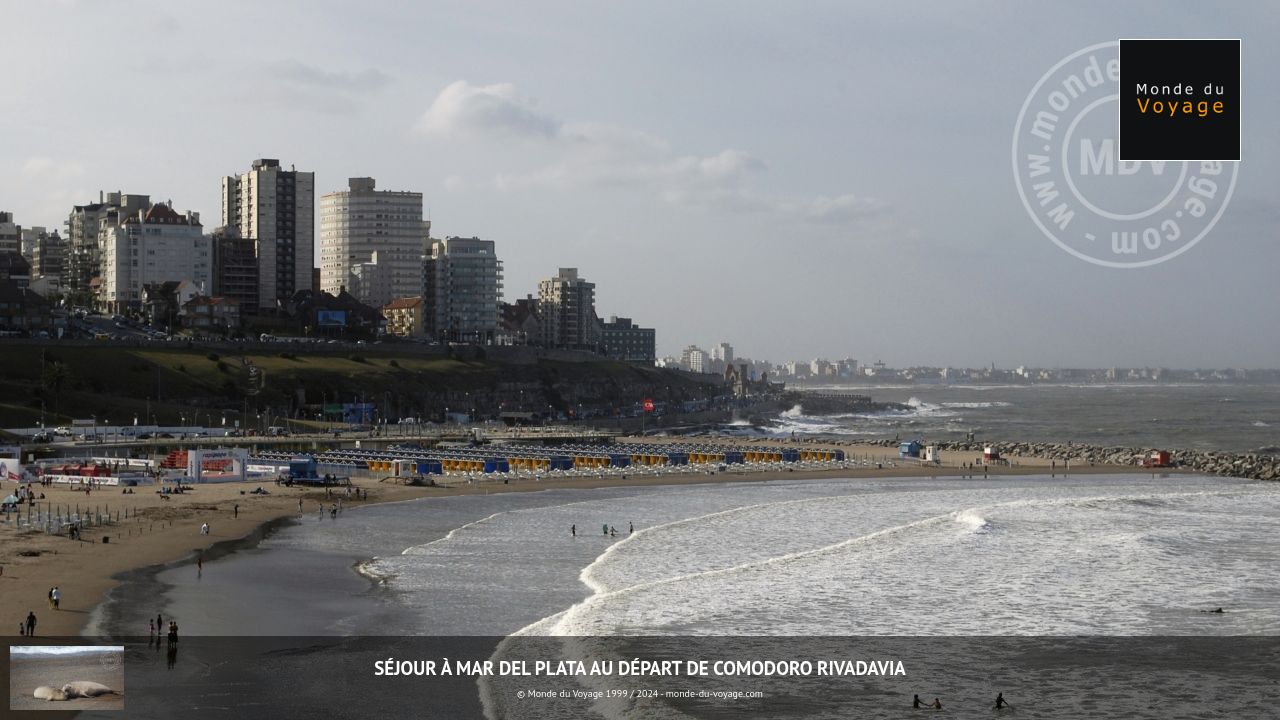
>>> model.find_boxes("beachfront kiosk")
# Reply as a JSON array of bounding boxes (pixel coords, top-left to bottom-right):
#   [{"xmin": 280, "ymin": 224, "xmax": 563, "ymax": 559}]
[
  {"xmin": 186, "ymin": 448, "xmax": 249, "ymax": 483},
  {"xmin": 899, "ymin": 440, "xmax": 922, "ymax": 459}
]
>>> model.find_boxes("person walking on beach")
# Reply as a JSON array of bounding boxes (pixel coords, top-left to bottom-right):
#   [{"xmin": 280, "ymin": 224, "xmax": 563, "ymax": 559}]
[
  {"xmin": 51, "ymin": 586, "xmax": 60, "ymax": 610},
  {"xmin": 200, "ymin": 522, "xmax": 209, "ymax": 535},
  {"xmin": 298, "ymin": 499, "xmax": 303, "ymax": 513},
  {"xmin": 47, "ymin": 587, "xmax": 54, "ymax": 609},
  {"xmin": 234, "ymin": 504, "xmax": 239, "ymax": 518},
  {"xmin": 25, "ymin": 611, "xmax": 36, "ymax": 637}
]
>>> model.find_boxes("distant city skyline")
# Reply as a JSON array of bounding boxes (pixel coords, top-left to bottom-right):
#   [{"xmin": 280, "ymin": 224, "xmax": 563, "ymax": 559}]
[{"xmin": 3, "ymin": 1, "xmax": 1277, "ymax": 366}]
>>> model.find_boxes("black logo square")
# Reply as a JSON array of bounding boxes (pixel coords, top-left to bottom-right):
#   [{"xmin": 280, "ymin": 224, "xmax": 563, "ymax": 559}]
[{"xmin": 1119, "ymin": 39, "xmax": 1240, "ymax": 161}]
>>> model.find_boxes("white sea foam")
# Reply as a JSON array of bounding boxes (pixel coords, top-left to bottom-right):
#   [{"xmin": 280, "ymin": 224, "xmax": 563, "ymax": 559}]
[{"xmin": 10, "ymin": 645, "xmax": 123, "ymax": 657}]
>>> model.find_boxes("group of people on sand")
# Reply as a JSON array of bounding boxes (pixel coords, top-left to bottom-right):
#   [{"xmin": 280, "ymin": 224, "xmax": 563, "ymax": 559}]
[{"xmin": 913, "ymin": 692, "xmax": 1011, "ymax": 711}]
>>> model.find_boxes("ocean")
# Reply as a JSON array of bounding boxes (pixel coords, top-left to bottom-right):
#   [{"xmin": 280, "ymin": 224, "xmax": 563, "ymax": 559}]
[
  {"xmin": 101, "ymin": 473, "xmax": 1280, "ymax": 638},
  {"xmin": 757, "ymin": 383, "xmax": 1280, "ymax": 452}
]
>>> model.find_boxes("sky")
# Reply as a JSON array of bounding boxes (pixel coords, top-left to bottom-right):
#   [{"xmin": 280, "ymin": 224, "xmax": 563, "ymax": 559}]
[{"xmin": 2, "ymin": 1, "xmax": 1277, "ymax": 368}]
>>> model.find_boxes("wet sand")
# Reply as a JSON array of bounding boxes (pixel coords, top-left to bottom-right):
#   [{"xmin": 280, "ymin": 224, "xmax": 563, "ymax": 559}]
[{"xmin": 8, "ymin": 652, "xmax": 124, "ymax": 711}]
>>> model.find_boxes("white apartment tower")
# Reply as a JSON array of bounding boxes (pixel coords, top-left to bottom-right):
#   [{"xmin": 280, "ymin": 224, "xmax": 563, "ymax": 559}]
[
  {"xmin": 99, "ymin": 203, "xmax": 211, "ymax": 313},
  {"xmin": 319, "ymin": 177, "xmax": 427, "ymax": 309},
  {"xmin": 221, "ymin": 159, "xmax": 314, "ymax": 311},
  {"xmin": 423, "ymin": 236, "xmax": 503, "ymax": 343},
  {"xmin": 711, "ymin": 342, "xmax": 734, "ymax": 363}
]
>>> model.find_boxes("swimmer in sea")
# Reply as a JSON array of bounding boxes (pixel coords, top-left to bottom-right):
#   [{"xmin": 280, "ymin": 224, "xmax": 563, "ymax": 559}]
[{"xmin": 929, "ymin": 698, "xmax": 942, "ymax": 709}]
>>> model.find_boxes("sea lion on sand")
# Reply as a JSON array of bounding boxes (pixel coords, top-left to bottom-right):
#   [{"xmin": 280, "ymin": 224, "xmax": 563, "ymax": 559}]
[
  {"xmin": 33, "ymin": 686, "xmax": 69, "ymax": 701},
  {"xmin": 60, "ymin": 681, "xmax": 120, "ymax": 698}
]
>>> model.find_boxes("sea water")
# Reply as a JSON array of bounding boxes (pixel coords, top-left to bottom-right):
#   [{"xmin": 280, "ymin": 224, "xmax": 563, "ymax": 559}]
[{"xmin": 357, "ymin": 473, "xmax": 1280, "ymax": 637}]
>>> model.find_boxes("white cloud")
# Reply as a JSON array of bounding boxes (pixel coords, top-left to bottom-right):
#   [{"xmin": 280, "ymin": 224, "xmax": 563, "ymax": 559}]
[
  {"xmin": 417, "ymin": 80, "xmax": 560, "ymax": 139},
  {"xmin": 420, "ymin": 79, "xmax": 888, "ymax": 228}
]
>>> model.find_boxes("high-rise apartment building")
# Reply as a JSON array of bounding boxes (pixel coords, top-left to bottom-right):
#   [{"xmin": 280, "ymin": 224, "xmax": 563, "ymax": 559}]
[
  {"xmin": 24, "ymin": 227, "xmax": 65, "ymax": 282},
  {"xmin": 423, "ymin": 236, "xmax": 502, "ymax": 343},
  {"xmin": 221, "ymin": 159, "xmax": 314, "ymax": 312},
  {"xmin": 319, "ymin": 177, "xmax": 426, "ymax": 309},
  {"xmin": 711, "ymin": 342, "xmax": 734, "ymax": 364},
  {"xmin": 0, "ymin": 212, "xmax": 20, "ymax": 254},
  {"xmin": 537, "ymin": 267, "xmax": 598, "ymax": 350},
  {"xmin": 210, "ymin": 226, "xmax": 260, "ymax": 311},
  {"xmin": 66, "ymin": 192, "xmax": 152, "ymax": 297},
  {"xmin": 99, "ymin": 203, "xmax": 211, "ymax": 313}
]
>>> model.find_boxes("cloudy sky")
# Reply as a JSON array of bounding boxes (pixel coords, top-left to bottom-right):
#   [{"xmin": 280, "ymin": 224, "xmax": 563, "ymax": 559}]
[{"xmin": 3, "ymin": 1, "xmax": 1277, "ymax": 367}]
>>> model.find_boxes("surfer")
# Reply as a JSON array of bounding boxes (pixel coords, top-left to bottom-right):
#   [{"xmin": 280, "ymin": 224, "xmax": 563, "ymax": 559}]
[{"xmin": 1201, "ymin": 607, "xmax": 1224, "ymax": 613}]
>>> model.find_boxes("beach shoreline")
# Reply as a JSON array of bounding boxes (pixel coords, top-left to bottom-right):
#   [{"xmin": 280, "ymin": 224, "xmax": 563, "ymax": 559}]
[{"xmin": 1, "ymin": 437, "xmax": 1188, "ymax": 639}]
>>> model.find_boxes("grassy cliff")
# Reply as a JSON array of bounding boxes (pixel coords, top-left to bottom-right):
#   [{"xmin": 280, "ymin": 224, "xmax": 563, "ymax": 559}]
[{"xmin": 0, "ymin": 343, "xmax": 720, "ymax": 428}]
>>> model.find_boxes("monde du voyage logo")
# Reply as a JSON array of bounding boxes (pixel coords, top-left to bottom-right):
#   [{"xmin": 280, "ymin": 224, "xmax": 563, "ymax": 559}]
[{"xmin": 1012, "ymin": 40, "xmax": 1240, "ymax": 268}]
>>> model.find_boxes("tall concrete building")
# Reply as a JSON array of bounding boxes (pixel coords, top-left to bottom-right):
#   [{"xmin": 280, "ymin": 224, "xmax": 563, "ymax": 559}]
[
  {"xmin": 24, "ymin": 227, "xmax": 66, "ymax": 284},
  {"xmin": 210, "ymin": 226, "xmax": 260, "ymax": 311},
  {"xmin": 423, "ymin": 236, "xmax": 503, "ymax": 343},
  {"xmin": 711, "ymin": 342, "xmax": 734, "ymax": 364},
  {"xmin": 66, "ymin": 192, "xmax": 152, "ymax": 298},
  {"xmin": 537, "ymin": 267, "xmax": 598, "ymax": 350},
  {"xmin": 221, "ymin": 159, "xmax": 314, "ymax": 312},
  {"xmin": 0, "ymin": 212, "xmax": 20, "ymax": 254},
  {"xmin": 99, "ymin": 203, "xmax": 211, "ymax": 313},
  {"xmin": 319, "ymin": 177, "xmax": 426, "ymax": 309}
]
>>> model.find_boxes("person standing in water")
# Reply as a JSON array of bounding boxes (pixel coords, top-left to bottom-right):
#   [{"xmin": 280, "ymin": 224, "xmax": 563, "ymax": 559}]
[
  {"xmin": 995, "ymin": 692, "xmax": 1010, "ymax": 710},
  {"xmin": 913, "ymin": 694, "xmax": 924, "ymax": 708},
  {"xmin": 929, "ymin": 698, "xmax": 942, "ymax": 709},
  {"xmin": 571, "ymin": 524, "xmax": 576, "ymax": 538},
  {"xmin": 602, "ymin": 523, "xmax": 608, "ymax": 536},
  {"xmin": 629, "ymin": 521, "xmax": 634, "ymax": 534}
]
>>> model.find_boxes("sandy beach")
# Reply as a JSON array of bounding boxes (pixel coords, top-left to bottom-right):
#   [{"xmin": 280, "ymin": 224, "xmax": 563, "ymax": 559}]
[
  {"xmin": 8, "ymin": 651, "xmax": 125, "ymax": 711},
  {"xmin": 0, "ymin": 437, "xmax": 1169, "ymax": 638}
]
